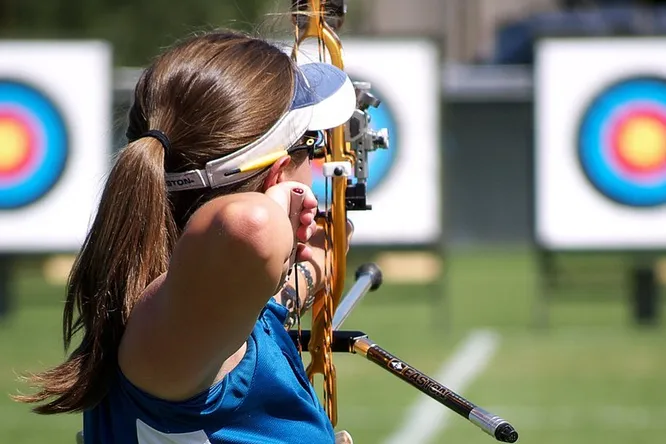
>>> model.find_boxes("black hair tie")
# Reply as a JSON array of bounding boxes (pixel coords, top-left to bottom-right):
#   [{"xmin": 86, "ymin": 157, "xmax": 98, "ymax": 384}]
[{"xmin": 137, "ymin": 129, "xmax": 171, "ymax": 152}]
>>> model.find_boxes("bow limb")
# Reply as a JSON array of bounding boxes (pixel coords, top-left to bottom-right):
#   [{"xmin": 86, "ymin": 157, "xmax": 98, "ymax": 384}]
[{"xmin": 291, "ymin": 0, "xmax": 352, "ymax": 428}]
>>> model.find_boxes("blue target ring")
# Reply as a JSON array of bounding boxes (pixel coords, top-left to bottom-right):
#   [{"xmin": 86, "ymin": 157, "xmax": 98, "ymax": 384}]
[
  {"xmin": 311, "ymin": 79, "xmax": 398, "ymax": 201},
  {"xmin": 0, "ymin": 80, "xmax": 68, "ymax": 209},
  {"xmin": 578, "ymin": 76, "xmax": 666, "ymax": 208}
]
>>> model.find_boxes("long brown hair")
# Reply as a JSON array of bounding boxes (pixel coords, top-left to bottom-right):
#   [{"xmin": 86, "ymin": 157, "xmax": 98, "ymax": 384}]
[{"xmin": 14, "ymin": 30, "xmax": 297, "ymax": 414}]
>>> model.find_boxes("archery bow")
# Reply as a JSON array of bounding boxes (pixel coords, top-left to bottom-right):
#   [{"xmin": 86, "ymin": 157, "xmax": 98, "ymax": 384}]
[
  {"xmin": 290, "ymin": 0, "xmax": 390, "ymax": 428},
  {"xmin": 290, "ymin": 0, "xmax": 354, "ymax": 428},
  {"xmin": 289, "ymin": 1, "xmax": 519, "ymax": 442}
]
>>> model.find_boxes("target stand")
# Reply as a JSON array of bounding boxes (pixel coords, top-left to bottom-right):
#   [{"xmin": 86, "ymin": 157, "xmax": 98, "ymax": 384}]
[
  {"xmin": 0, "ymin": 41, "xmax": 111, "ymax": 319},
  {"xmin": 0, "ymin": 79, "xmax": 69, "ymax": 320},
  {"xmin": 533, "ymin": 37, "xmax": 666, "ymax": 328}
]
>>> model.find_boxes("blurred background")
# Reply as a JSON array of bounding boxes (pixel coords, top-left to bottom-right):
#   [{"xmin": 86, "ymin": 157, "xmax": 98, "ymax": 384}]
[{"xmin": 2, "ymin": 0, "xmax": 666, "ymax": 443}]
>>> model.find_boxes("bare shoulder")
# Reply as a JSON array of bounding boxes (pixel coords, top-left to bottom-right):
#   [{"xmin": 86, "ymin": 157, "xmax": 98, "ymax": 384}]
[{"xmin": 119, "ymin": 192, "xmax": 293, "ymax": 400}]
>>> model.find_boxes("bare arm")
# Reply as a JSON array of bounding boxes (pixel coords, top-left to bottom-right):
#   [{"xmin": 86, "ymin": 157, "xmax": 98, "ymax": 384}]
[{"xmin": 119, "ymin": 191, "xmax": 297, "ymax": 400}]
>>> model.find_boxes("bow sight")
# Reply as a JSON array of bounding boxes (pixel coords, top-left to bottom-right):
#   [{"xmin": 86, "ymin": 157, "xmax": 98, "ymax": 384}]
[{"xmin": 345, "ymin": 82, "xmax": 390, "ymax": 211}]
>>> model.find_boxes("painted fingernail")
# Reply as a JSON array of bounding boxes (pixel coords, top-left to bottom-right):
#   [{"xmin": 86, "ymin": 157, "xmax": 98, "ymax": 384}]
[{"xmin": 292, "ymin": 188, "xmax": 304, "ymax": 195}]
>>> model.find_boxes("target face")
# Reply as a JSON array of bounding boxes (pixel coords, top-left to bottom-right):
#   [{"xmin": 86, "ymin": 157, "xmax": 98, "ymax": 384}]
[
  {"xmin": 0, "ymin": 79, "xmax": 68, "ymax": 209},
  {"xmin": 311, "ymin": 81, "xmax": 398, "ymax": 202},
  {"xmin": 578, "ymin": 76, "xmax": 666, "ymax": 207}
]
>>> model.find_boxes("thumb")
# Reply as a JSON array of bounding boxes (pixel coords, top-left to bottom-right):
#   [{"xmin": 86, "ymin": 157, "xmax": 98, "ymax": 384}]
[{"xmin": 288, "ymin": 188, "xmax": 306, "ymax": 231}]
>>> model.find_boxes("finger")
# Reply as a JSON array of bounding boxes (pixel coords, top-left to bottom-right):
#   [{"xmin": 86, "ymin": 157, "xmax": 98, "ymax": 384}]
[
  {"xmin": 281, "ymin": 181, "xmax": 315, "ymax": 202},
  {"xmin": 301, "ymin": 188, "xmax": 318, "ymax": 210},
  {"xmin": 346, "ymin": 219, "xmax": 355, "ymax": 243},
  {"xmin": 287, "ymin": 189, "xmax": 307, "ymax": 245},
  {"xmin": 295, "ymin": 222, "xmax": 314, "ymax": 243},
  {"xmin": 295, "ymin": 243, "xmax": 313, "ymax": 262},
  {"xmin": 289, "ymin": 187, "xmax": 305, "ymax": 220},
  {"xmin": 307, "ymin": 220, "xmax": 318, "ymax": 239},
  {"xmin": 295, "ymin": 223, "xmax": 307, "ymax": 243},
  {"xmin": 299, "ymin": 219, "xmax": 318, "ymax": 243},
  {"xmin": 300, "ymin": 211, "xmax": 314, "ymax": 226},
  {"xmin": 344, "ymin": 219, "xmax": 355, "ymax": 252}
]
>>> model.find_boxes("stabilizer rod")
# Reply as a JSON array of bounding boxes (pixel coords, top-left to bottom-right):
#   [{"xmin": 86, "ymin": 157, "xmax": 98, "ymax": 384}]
[
  {"xmin": 288, "ymin": 330, "xmax": 519, "ymax": 443},
  {"xmin": 332, "ymin": 262, "xmax": 382, "ymax": 330}
]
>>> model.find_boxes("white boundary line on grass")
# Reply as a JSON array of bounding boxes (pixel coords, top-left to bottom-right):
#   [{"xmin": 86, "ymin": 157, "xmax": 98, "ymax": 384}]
[{"xmin": 383, "ymin": 329, "xmax": 500, "ymax": 444}]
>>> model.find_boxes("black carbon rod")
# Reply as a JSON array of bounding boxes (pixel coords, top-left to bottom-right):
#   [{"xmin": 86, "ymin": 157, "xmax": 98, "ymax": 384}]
[{"xmin": 289, "ymin": 330, "xmax": 519, "ymax": 443}]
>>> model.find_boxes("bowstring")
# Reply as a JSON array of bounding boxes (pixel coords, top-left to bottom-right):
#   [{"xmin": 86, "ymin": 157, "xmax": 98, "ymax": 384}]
[
  {"xmin": 292, "ymin": 1, "xmax": 337, "ymax": 420},
  {"xmin": 292, "ymin": 12, "xmax": 304, "ymax": 362},
  {"xmin": 294, "ymin": 262, "xmax": 303, "ymax": 357},
  {"xmin": 316, "ymin": 3, "xmax": 337, "ymax": 419}
]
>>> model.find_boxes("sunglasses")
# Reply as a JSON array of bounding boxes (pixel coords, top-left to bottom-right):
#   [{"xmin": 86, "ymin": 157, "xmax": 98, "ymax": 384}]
[{"xmin": 287, "ymin": 130, "xmax": 326, "ymax": 160}]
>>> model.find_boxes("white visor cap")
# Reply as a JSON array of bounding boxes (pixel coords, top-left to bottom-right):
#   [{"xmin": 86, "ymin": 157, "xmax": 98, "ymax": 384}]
[{"xmin": 164, "ymin": 62, "xmax": 357, "ymax": 191}]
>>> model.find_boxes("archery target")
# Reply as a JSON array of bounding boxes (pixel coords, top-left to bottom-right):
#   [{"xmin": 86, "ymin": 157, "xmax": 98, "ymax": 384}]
[
  {"xmin": 0, "ymin": 80, "xmax": 69, "ymax": 209},
  {"xmin": 578, "ymin": 77, "xmax": 666, "ymax": 207},
  {"xmin": 311, "ymin": 78, "xmax": 398, "ymax": 202},
  {"xmin": 290, "ymin": 39, "xmax": 441, "ymax": 245},
  {"xmin": 536, "ymin": 38, "xmax": 666, "ymax": 250},
  {"xmin": 0, "ymin": 41, "xmax": 111, "ymax": 253}
]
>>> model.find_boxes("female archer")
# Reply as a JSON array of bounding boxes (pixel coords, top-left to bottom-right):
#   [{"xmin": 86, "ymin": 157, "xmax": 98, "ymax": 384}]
[{"xmin": 15, "ymin": 30, "xmax": 356, "ymax": 444}]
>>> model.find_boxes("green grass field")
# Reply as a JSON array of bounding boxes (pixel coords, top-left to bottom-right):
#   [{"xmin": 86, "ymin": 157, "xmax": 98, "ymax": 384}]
[{"xmin": 1, "ymin": 248, "xmax": 665, "ymax": 443}]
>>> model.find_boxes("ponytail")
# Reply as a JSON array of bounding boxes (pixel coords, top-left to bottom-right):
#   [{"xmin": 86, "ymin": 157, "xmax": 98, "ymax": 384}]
[
  {"xmin": 14, "ymin": 138, "xmax": 177, "ymax": 414},
  {"xmin": 15, "ymin": 28, "xmax": 300, "ymax": 415}
]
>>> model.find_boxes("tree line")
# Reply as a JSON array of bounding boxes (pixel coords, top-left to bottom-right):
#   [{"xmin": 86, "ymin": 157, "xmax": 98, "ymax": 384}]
[{"xmin": 0, "ymin": 0, "xmax": 293, "ymax": 65}]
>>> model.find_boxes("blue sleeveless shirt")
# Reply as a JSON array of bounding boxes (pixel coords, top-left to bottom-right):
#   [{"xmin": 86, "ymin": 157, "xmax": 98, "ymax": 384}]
[{"xmin": 83, "ymin": 299, "xmax": 335, "ymax": 444}]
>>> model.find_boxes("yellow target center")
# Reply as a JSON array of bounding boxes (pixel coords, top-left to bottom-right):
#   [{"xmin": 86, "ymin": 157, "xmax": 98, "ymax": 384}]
[
  {"xmin": 0, "ymin": 120, "xmax": 29, "ymax": 171},
  {"xmin": 618, "ymin": 117, "xmax": 666, "ymax": 168}
]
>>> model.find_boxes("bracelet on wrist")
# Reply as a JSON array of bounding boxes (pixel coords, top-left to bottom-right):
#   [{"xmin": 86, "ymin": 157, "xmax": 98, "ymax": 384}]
[
  {"xmin": 296, "ymin": 262, "xmax": 316, "ymax": 312},
  {"xmin": 296, "ymin": 262, "xmax": 315, "ymax": 293},
  {"xmin": 282, "ymin": 262, "xmax": 317, "ymax": 329}
]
